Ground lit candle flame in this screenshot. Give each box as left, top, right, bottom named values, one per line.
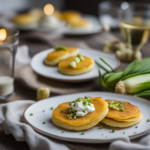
left=44, top=4, right=54, bottom=16
left=0, top=29, right=7, bottom=44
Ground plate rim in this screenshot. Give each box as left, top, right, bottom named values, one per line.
left=23, top=91, right=150, bottom=143
left=30, top=48, right=120, bottom=82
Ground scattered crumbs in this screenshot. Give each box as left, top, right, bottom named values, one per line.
left=29, top=113, right=33, bottom=116
left=43, top=122, right=45, bottom=124
left=147, top=119, right=150, bottom=122
left=111, top=129, right=115, bottom=133
left=61, top=110, right=64, bottom=113
left=62, top=131, right=64, bottom=133
left=50, top=107, right=53, bottom=110
left=123, top=132, right=125, bottom=134
left=99, top=126, right=103, bottom=129
left=133, top=132, right=137, bottom=134
left=81, top=132, right=84, bottom=135
left=135, top=126, right=138, bottom=128
left=43, top=110, right=45, bottom=112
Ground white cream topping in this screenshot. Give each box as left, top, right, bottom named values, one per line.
left=68, top=101, right=95, bottom=117
left=40, top=15, right=59, bottom=28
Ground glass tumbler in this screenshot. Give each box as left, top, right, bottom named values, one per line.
left=0, top=28, right=19, bottom=100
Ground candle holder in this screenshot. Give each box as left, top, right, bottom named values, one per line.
left=0, top=28, right=19, bottom=100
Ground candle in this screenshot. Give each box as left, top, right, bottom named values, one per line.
left=0, top=76, right=14, bottom=96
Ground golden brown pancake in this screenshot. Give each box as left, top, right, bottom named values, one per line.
left=62, top=10, right=81, bottom=22
left=58, top=56, right=95, bottom=75
left=105, top=100, right=139, bottom=120
left=68, top=18, right=91, bottom=27
left=11, top=14, right=39, bottom=25
left=52, top=97, right=108, bottom=131
left=44, top=47, right=80, bottom=66
left=101, top=112, right=142, bottom=128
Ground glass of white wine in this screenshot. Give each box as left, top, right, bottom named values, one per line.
left=119, top=2, right=150, bottom=44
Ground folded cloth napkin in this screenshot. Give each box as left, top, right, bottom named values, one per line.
left=0, top=101, right=150, bottom=150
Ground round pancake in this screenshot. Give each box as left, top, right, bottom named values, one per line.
left=11, top=14, right=39, bottom=25
left=105, top=100, right=140, bottom=120
left=68, top=19, right=91, bottom=27
left=62, top=10, right=81, bottom=22
left=52, top=97, right=108, bottom=131
left=45, top=50, right=69, bottom=66
left=58, top=56, right=95, bottom=75
left=113, top=111, right=142, bottom=123
left=67, top=48, right=80, bottom=57
left=101, top=112, right=142, bottom=128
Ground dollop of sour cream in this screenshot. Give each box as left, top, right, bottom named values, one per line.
left=68, top=100, right=95, bottom=117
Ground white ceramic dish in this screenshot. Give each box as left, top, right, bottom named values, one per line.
left=64, top=15, right=102, bottom=35
left=30, top=48, right=120, bottom=82
left=1, top=18, right=65, bottom=32
left=24, top=92, right=150, bottom=143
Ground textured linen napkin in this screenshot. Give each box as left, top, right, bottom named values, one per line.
left=0, top=100, right=150, bottom=150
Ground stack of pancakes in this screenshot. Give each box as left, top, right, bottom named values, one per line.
left=101, top=100, right=142, bottom=128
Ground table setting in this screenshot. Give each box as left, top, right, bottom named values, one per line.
left=0, top=1, right=150, bottom=150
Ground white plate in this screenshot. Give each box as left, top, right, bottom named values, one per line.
left=24, top=92, right=150, bottom=143
left=1, top=18, right=65, bottom=32
left=63, top=15, right=102, bottom=35
left=30, top=48, right=120, bottom=82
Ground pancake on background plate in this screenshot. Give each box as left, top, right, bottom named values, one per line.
left=62, top=10, right=81, bottom=22
left=11, top=14, right=39, bottom=27
left=52, top=97, right=108, bottom=131
left=58, top=55, right=95, bottom=75
left=44, top=46, right=80, bottom=66
left=101, top=100, right=142, bottom=128
left=68, top=18, right=93, bottom=32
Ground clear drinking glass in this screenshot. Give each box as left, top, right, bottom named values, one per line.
left=99, top=1, right=123, bottom=28
left=0, top=29, right=19, bottom=100
left=119, top=2, right=150, bottom=44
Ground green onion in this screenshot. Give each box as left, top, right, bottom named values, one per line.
left=97, top=57, right=150, bottom=98
left=55, top=46, right=66, bottom=51
left=70, top=61, right=76, bottom=68
left=81, top=132, right=84, bottom=135
left=61, top=110, right=63, bottom=113
left=43, top=122, right=45, bottom=124
left=43, top=110, right=45, bottom=112
left=50, top=107, right=53, bottom=110
left=30, top=113, right=33, bottom=116
left=111, top=129, right=115, bottom=133
left=82, top=110, right=86, bottom=113
left=99, top=126, right=103, bottom=129
left=120, top=108, right=124, bottom=111
left=123, top=132, right=125, bottom=134
left=147, top=119, right=150, bottom=122
left=62, top=131, right=64, bottom=133
left=135, top=126, right=138, bottom=128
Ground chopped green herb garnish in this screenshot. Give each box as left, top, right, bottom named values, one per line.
left=43, top=110, right=45, bottom=112
left=30, top=113, right=33, bottom=116
left=135, top=126, right=138, bottom=128
left=62, top=131, right=64, bottom=133
left=147, top=119, right=150, bottom=122
left=55, top=46, right=66, bottom=51
left=69, top=103, right=72, bottom=106
left=101, top=134, right=103, bottom=136
left=81, top=132, right=84, bottom=135
left=123, top=132, right=125, bottom=134
left=120, top=108, right=124, bottom=111
left=61, top=110, right=64, bottom=113
left=111, top=129, right=115, bottom=133
left=105, top=136, right=107, bottom=138
left=43, top=122, right=45, bottom=124
left=99, top=126, right=103, bottom=129
left=133, top=132, right=137, bottom=134
left=50, top=107, right=53, bottom=110
left=82, top=110, right=86, bottom=113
